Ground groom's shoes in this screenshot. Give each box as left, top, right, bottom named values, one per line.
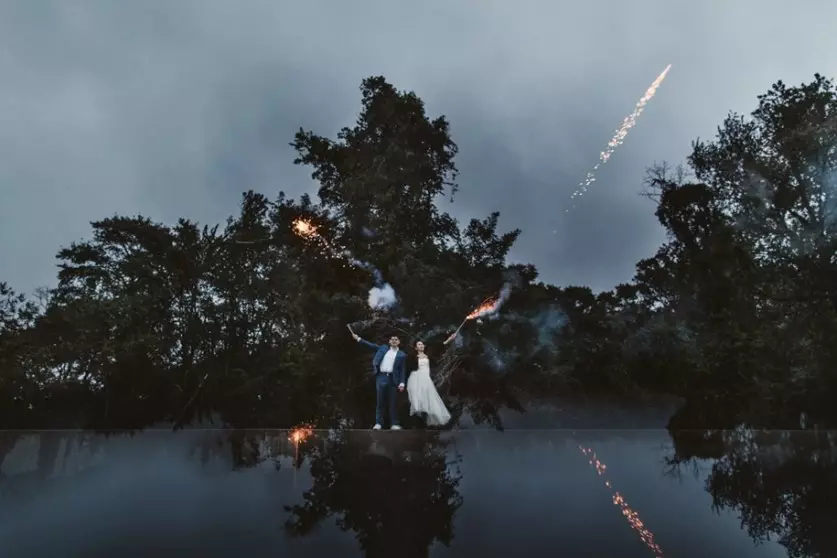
left=372, top=424, right=382, bottom=430
left=390, top=425, right=402, bottom=430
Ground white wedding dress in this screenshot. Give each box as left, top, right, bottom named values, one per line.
left=406, top=355, right=451, bottom=426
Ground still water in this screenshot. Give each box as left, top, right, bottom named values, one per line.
left=1, top=412, right=804, bottom=558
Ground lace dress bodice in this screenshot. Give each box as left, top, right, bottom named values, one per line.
left=416, top=356, right=431, bottom=375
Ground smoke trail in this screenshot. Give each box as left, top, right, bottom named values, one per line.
left=349, top=257, right=398, bottom=311
left=483, top=306, right=569, bottom=370
left=527, top=306, right=568, bottom=355
left=368, top=284, right=397, bottom=310
left=418, top=324, right=455, bottom=340
left=480, top=338, right=518, bottom=372
left=444, top=305, right=569, bottom=374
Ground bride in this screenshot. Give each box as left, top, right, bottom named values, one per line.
left=406, top=341, right=451, bottom=426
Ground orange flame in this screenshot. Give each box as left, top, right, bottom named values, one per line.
left=580, top=445, right=664, bottom=557
left=443, top=295, right=503, bottom=345
left=466, top=297, right=499, bottom=320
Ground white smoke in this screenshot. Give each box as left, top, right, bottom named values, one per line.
left=368, top=283, right=397, bottom=310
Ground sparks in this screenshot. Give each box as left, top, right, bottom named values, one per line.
left=288, top=424, right=314, bottom=445
left=291, top=217, right=348, bottom=266
left=443, top=287, right=510, bottom=345
left=579, top=445, right=664, bottom=557
left=467, top=297, right=499, bottom=320
left=292, top=218, right=319, bottom=238
left=292, top=218, right=334, bottom=252
left=567, top=64, right=672, bottom=211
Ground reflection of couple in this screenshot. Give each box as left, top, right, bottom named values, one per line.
left=352, top=332, right=451, bottom=430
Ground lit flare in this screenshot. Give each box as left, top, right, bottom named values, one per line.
left=444, top=295, right=504, bottom=345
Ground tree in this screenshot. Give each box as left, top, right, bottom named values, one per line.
left=292, top=76, right=461, bottom=265
left=632, top=75, right=837, bottom=424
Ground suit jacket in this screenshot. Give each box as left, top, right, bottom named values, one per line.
left=357, top=338, right=407, bottom=386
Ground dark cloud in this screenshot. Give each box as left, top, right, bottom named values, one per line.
left=2, top=0, right=837, bottom=293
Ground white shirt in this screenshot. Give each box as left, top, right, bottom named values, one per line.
left=379, top=347, right=398, bottom=373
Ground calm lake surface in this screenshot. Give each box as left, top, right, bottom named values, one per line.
left=0, top=405, right=811, bottom=557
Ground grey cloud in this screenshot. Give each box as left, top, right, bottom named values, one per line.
left=2, top=0, right=837, bottom=293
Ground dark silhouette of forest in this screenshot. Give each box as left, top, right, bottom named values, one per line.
left=2, top=73, right=837, bottom=557
left=3, top=73, right=836, bottom=433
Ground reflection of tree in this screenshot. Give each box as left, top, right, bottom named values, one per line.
left=226, top=429, right=319, bottom=470
left=285, top=431, right=463, bottom=558
left=668, top=428, right=837, bottom=558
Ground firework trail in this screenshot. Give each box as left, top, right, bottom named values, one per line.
left=292, top=218, right=397, bottom=310
left=579, top=445, right=664, bottom=557
left=567, top=64, right=672, bottom=211
left=292, top=218, right=341, bottom=257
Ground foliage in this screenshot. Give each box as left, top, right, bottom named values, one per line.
left=4, top=73, right=837, bottom=558
left=2, top=73, right=837, bottom=437
left=668, top=428, right=837, bottom=558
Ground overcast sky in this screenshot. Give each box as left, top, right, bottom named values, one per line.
left=2, top=0, right=837, bottom=293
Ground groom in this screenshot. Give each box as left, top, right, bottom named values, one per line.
left=352, top=332, right=407, bottom=430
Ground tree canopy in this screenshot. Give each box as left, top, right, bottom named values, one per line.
left=2, top=73, right=837, bottom=439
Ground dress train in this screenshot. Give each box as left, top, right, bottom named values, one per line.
left=406, top=356, right=451, bottom=426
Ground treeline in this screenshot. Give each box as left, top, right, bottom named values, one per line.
left=2, top=74, right=837, bottom=433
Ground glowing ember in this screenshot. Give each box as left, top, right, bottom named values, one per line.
left=288, top=424, right=314, bottom=445
left=579, top=445, right=664, bottom=557
left=292, top=218, right=319, bottom=238
left=291, top=217, right=346, bottom=265
left=567, top=64, right=672, bottom=211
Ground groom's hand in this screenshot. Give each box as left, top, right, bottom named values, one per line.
left=398, top=383, right=405, bottom=391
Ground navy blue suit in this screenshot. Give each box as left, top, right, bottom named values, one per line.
left=357, top=338, right=406, bottom=427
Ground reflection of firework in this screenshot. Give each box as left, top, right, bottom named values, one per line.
left=579, top=445, right=664, bottom=557
left=289, top=424, right=314, bottom=445
left=568, top=64, right=672, bottom=210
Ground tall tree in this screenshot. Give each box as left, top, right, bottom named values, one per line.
left=291, top=76, right=462, bottom=266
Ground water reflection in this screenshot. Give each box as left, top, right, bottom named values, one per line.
left=0, top=427, right=829, bottom=557
left=579, top=445, right=664, bottom=557
left=284, top=429, right=462, bottom=558
left=667, top=428, right=837, bottom=558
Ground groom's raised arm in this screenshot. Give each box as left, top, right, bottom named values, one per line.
left=356, top=337, right=379, bottom=350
